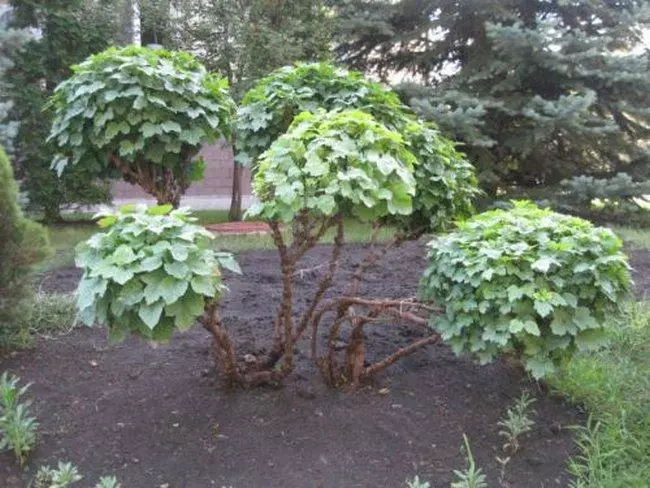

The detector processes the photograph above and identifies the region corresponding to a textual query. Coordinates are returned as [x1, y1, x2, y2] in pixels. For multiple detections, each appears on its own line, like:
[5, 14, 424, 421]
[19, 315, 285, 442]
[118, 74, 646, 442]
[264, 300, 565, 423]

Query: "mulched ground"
[6, 239, 647, 487]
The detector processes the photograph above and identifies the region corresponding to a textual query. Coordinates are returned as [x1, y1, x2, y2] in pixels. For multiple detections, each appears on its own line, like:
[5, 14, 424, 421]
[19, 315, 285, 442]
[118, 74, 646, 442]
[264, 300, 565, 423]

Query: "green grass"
[550, 301, 650, 488]
[612, 226, 650, 250]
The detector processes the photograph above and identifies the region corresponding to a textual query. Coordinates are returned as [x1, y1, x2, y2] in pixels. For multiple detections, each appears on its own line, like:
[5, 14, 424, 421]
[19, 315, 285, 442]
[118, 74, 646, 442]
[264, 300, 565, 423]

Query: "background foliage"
[333, 0, 650, 195]
[7, 0, 123, 222]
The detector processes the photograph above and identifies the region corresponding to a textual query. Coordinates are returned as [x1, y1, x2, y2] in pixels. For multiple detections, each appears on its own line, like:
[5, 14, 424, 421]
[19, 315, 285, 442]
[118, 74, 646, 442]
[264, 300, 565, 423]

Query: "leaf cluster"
[235, 61, 411, 167]
[420, 201, 632, 379]
[75, 204, 240, 344]
[248, 109, 417, 222]
[47, 45, 235, 176]
[390, 121, 480, 235]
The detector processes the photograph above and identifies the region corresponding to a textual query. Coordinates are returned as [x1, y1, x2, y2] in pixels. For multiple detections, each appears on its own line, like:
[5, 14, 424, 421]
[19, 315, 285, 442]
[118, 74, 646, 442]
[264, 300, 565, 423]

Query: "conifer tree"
[334, 1, 650, 193]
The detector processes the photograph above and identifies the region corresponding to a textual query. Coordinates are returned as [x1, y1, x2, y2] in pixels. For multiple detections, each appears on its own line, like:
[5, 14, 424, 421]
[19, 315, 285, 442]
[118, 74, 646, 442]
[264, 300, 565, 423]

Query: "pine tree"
[334, 1, 650, 194]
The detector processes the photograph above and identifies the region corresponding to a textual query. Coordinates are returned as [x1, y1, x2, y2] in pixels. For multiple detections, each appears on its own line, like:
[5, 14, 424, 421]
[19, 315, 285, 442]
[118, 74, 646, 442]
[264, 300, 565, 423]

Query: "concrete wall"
[111, 143, 252, 200]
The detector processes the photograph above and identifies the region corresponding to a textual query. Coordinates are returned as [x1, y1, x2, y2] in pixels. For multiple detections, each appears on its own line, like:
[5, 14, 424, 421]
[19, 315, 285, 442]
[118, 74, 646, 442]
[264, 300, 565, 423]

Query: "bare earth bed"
[8, 239, 639, 487]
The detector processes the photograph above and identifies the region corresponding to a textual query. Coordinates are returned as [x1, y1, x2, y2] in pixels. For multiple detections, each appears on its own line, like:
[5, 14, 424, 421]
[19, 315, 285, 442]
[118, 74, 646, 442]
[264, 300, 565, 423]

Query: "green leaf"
[164, 261, 189, 279]
[144, 276, 188, 305]
[97, 216, 117, 228]
[165, 292, 205, 330]
[215, 252, 241, 274]
[170, 244, 189, 261]
[138, 301, 164, 330]
[138, 255, 163, 272]
[573, 307, 598, 330]
[112, 245, 137, 265]
[534, 300, 554, 318]
[531, 256, 559, 273]
[524, 357, 555, 379]
[160, 121, 182, 133]
[179, 127, 205, 145]
[190, 275, 217, 297]
[147, 204, 173, 216]
[140, 122, 164, 138]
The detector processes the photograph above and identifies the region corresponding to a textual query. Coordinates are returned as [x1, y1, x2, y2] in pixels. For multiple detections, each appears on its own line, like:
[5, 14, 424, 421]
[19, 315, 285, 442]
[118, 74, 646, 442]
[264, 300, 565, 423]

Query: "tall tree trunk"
[123, 0, 141, 45]
[228, 134, 243, 221]
[228, 162, 243, 221]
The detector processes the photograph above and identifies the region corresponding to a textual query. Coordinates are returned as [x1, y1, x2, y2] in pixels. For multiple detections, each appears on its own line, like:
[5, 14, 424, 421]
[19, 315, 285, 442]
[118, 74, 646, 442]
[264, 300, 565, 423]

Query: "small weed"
[31, 461, 122, 488]
[0, 372, 38, 465]
[33, 461, 82, 487]
[497, 392, 536, 453]
[405, 475, 430, 488]
[95, 476, 121, 488]
[451, 434, 488, 488]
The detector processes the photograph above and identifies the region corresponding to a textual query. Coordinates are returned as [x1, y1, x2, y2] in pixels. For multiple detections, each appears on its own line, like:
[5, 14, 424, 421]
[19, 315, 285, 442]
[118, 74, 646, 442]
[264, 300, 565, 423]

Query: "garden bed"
[2, 241, 588, 487]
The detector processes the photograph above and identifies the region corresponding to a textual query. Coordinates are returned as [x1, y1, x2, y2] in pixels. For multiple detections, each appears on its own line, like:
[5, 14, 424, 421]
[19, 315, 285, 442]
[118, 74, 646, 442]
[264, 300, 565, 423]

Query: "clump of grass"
[497, 392, 536, 453]
[30, 292, 78, 337]
[0, 372, 38, 466]
[551, 301, 650, 487]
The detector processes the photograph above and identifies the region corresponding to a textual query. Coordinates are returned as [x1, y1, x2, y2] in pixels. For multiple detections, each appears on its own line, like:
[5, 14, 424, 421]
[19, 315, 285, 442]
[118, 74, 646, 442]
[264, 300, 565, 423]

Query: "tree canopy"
[48, 45, 235, 207]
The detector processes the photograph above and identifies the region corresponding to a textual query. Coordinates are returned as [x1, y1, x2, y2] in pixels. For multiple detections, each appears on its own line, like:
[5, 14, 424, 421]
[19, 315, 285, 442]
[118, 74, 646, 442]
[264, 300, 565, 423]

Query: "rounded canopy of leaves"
[236, 62, 412, 167]
[248, 110, 417, 223]
[391, 122, 480, 235]
[420, 201, 632, 379]
[48, 45, 236, 176]
[75, 204, 240, 344]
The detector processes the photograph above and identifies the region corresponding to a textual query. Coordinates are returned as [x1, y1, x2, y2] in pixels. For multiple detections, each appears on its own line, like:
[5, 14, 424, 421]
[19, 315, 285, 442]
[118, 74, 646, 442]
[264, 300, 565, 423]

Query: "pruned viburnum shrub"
[239, 109, 477, 387]
[236, 62, 412, 168]
[420, 201, 632, 378]
[75, 205, 240, 358]
[48, 46, 235, 207]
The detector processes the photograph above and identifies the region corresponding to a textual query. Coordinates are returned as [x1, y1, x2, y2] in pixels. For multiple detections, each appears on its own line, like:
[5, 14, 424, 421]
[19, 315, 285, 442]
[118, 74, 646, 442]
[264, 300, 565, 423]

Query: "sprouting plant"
[95, 476, 121, 488]
[33, 461, 82, 488]
[451, 434, 488, 488]
[497, 392, 537, 453]
[0, 371, 29, 410]
[406, 475, 431, 488]
[0, 372, 38, 465]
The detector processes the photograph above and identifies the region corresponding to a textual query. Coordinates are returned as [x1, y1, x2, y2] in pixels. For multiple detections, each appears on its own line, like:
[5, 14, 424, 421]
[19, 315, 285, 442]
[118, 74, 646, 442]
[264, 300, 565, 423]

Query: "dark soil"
[3, 240, 613, 488]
